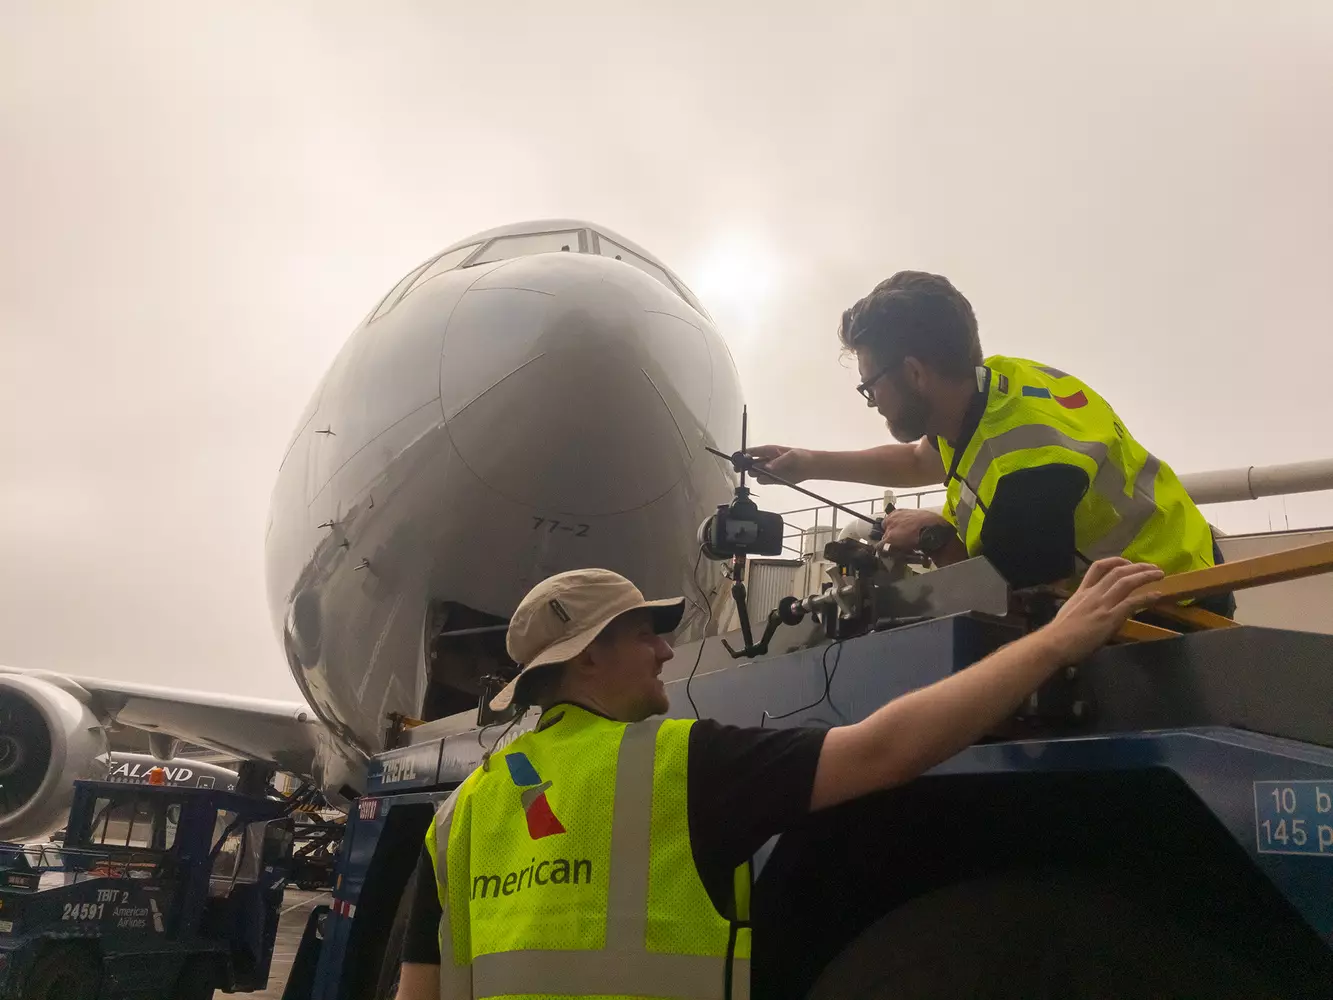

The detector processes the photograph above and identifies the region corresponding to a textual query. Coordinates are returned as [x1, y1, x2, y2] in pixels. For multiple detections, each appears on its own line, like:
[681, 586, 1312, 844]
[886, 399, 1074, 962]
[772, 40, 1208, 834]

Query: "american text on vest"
[471, 857, 592, 899]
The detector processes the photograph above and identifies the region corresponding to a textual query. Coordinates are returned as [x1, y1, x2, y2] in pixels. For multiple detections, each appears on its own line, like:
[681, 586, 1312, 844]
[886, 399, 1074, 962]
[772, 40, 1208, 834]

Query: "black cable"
[761, 636, 849, 727]
[477, 711, 524, 771]
[822, 639, 849, 724]
[685, 544, 712, 720]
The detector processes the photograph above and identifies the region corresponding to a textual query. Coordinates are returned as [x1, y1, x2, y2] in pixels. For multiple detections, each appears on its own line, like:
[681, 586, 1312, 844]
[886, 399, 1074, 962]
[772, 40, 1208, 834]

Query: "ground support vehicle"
[0, 780, 295, 999]
[290, 811, 344, 892]
[286, 544, 1333, 1000]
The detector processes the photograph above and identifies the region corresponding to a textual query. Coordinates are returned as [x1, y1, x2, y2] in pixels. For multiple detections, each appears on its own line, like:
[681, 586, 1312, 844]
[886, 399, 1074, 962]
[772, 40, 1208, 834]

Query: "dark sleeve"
[980, 463, 1090, 588]
[687, 721, 827, 910]
[402, 848, 442, 965]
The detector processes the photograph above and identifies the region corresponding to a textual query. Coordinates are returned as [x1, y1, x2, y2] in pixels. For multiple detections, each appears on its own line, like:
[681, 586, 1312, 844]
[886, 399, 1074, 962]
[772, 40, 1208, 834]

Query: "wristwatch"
[917, 523, 955, 557]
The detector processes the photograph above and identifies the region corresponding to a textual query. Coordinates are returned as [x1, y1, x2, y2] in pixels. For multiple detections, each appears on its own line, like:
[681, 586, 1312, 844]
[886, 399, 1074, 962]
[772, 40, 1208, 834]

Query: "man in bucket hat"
[396, 558, 1162, 1000]
[486, 567, 688, 720]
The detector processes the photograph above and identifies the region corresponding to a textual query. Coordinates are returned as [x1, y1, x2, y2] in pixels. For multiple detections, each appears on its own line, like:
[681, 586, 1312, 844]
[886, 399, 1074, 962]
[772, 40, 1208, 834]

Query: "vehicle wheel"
[172, 955, 217, 1000]
[371, 865, 418, 1000]
[25, 944, 100, 1000]
[806, 870, 1287, 1000]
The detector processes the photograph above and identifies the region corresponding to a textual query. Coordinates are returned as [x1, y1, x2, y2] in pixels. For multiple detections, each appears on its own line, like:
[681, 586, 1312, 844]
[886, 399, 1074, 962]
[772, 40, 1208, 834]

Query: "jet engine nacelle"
[0, 673, 109, 842]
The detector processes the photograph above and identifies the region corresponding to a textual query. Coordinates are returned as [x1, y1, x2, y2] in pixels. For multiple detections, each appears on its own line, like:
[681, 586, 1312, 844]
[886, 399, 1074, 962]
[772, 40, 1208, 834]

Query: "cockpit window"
[405, 243, 481, 296]
[469, 230, 585, 266]
[371, 258, 433, 322]
[594, 234, 679, 295]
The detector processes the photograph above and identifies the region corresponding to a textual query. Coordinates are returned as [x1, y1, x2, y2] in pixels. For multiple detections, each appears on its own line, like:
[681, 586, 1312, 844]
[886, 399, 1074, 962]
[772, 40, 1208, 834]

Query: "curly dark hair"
[838, 271, 983, 379]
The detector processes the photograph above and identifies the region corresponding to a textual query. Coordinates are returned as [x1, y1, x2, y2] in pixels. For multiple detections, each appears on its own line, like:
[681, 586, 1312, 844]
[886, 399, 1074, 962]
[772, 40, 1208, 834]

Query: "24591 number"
[62, 902, 106, 921]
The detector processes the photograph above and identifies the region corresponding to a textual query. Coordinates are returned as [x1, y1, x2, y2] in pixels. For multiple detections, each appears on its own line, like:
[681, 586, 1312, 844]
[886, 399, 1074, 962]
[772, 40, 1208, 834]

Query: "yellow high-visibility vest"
[936, 356, 1215, 577]
[424, 703, 751, 999]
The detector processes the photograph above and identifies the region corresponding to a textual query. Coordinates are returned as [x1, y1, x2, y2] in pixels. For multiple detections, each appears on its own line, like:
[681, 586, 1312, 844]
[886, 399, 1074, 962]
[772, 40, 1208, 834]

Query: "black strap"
[724, 919, 751, 1000]
[944, 366, 991, 488]
[942, 367, 993, 525]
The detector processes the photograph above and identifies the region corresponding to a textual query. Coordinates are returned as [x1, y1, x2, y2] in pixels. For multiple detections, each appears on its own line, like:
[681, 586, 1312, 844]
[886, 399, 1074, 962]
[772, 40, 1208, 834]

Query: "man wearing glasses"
[750, 271, 1233, 615]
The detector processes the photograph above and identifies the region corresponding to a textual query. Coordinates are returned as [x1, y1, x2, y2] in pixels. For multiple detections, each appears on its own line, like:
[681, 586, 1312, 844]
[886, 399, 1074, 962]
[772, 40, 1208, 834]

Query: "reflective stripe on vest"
[940, 356, 1214, 578]
[427, 789, 472, 999]
[429, 710, 749, 1000]
[952, 422, 1161, 559]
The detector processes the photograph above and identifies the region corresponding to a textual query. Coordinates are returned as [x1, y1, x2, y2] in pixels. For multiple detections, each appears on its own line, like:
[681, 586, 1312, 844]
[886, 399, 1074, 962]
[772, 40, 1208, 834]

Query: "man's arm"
[979, 464, 1090, 588]
[748, 438, 945, 489]
[395, 850, 445, 999]
[396, 964, 439, 1000]
[810, 558, 1163, 811]
[877, 464, 1089, 577]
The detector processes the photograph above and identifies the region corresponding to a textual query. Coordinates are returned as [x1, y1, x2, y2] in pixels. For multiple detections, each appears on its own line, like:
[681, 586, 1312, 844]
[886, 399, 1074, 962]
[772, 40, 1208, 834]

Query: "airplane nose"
[440, 255, 712, 516]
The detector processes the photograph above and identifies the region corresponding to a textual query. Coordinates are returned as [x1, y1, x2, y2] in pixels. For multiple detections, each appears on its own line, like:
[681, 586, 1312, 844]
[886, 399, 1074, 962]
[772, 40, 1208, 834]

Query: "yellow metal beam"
[1148, 603, 1240, 631]
[1114, 620, 1181, 643]
[1137, 539, 1333, 604]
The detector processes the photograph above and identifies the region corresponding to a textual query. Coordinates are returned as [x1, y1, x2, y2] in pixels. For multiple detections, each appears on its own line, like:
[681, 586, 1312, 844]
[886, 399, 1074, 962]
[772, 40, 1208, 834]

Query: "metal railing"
[764, 486, 947, 600]
[771, 459, 1333, 560]
[2, 842, 169, 889]
[776, 485, 948, 556]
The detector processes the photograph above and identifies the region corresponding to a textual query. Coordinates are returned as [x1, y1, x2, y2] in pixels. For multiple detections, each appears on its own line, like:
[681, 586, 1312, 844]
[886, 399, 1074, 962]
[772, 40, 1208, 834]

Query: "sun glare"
[690, 236, 782, 327]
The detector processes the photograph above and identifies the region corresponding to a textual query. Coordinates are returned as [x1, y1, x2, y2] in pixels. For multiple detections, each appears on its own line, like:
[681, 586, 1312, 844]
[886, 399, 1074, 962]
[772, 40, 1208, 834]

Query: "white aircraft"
[0, 220, 743, 841]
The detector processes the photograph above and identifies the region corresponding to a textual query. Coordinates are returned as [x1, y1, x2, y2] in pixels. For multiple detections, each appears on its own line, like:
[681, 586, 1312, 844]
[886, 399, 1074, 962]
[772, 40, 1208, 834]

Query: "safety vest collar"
[941, 364, 993, 487]
[535, 700, 620, 731]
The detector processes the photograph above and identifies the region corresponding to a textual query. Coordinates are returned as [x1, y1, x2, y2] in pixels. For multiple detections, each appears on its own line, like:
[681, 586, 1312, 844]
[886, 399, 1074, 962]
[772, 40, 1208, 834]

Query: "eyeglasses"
[855, 362, 896, 405]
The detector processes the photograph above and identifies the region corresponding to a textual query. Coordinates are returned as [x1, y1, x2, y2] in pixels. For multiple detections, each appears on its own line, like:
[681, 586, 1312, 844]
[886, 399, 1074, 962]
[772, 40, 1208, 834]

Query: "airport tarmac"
[256, 888, 330, 999]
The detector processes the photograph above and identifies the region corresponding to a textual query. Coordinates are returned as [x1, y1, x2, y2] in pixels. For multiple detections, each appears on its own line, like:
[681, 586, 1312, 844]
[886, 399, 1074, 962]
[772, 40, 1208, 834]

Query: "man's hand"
[746, 444, 816, 485]
[1041, 557, 1167, 662]
[879, 508, 954, 553]
[811, 556, 1164, 812]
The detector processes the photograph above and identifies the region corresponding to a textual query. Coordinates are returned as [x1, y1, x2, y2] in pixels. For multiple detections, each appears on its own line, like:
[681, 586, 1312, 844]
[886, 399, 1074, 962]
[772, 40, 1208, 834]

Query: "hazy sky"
[3, 2, 1331, 701]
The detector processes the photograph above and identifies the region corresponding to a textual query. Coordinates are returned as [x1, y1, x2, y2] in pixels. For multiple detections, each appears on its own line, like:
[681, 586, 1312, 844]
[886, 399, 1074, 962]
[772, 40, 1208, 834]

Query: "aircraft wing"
[0, 664, 326, 779]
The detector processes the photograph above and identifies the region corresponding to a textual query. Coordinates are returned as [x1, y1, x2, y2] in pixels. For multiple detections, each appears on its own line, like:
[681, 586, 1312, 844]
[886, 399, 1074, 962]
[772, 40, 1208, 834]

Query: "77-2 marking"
[532, 518, 590, 537]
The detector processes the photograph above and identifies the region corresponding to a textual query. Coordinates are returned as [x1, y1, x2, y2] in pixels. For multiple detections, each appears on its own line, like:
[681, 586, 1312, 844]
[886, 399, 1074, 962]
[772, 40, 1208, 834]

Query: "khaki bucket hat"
[491, 568, 686, 711]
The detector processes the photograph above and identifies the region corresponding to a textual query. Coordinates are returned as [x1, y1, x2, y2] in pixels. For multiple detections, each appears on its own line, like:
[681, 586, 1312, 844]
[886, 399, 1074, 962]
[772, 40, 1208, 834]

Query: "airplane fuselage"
[265, 222, 741, 782]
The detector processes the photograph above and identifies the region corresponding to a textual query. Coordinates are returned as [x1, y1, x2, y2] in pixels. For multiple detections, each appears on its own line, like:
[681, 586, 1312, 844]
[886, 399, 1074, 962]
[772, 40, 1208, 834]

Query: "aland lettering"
[471, 857, 593, 899]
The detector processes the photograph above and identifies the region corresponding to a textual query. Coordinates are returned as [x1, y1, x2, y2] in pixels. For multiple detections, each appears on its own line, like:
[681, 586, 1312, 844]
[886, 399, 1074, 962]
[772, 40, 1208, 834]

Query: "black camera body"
[698, 491, 785, 560]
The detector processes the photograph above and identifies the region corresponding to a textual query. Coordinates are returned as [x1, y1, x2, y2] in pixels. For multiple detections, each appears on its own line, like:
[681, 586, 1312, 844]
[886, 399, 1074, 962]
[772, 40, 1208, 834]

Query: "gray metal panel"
[745, 559, 803, 624]
[874, 557, 1011, 621]
[1075, 626, 1333, 748]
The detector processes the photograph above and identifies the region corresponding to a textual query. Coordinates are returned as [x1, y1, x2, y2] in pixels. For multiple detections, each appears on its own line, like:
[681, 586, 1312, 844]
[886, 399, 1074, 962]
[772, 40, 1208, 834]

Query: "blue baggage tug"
[285, 610, 1333, 999]
[0, 780, 294, 999]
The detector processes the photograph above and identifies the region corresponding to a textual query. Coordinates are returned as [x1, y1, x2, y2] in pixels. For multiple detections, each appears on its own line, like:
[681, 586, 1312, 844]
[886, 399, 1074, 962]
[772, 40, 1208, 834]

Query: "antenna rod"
[739, 406, 749, 489]
[704, 446, 878, 525]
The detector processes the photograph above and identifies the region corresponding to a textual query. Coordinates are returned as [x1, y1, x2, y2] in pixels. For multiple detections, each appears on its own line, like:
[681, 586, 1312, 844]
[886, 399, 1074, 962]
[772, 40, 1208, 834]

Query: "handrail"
[771, 459, 1333, 551]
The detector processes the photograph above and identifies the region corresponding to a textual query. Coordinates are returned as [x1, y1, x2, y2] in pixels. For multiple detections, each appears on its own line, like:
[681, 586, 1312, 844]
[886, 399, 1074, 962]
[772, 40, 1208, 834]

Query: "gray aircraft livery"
[0, 221, 742, 841]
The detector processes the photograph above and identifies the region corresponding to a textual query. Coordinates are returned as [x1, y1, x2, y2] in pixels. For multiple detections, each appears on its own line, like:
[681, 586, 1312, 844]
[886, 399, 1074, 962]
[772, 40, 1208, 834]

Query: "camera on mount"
[697, 491, 785, 561]
[698, 406, 785, 562]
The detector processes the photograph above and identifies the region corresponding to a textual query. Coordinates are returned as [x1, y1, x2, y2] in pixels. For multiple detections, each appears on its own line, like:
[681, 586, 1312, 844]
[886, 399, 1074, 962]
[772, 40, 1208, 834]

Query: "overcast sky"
[3, 2, 1331, 701]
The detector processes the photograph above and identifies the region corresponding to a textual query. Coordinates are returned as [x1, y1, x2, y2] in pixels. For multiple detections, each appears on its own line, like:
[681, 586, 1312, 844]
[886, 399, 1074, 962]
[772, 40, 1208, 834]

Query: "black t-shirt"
[935, 432, 1088, 587]
[403, 715, 827, 964]
[929, 371, 1091, 589]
